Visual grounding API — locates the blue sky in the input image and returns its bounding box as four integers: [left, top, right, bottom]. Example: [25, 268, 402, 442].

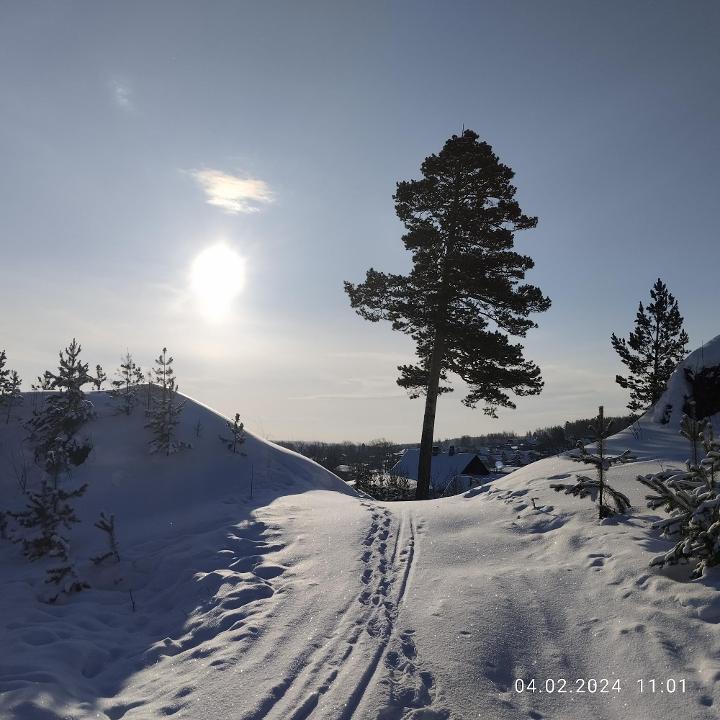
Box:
[1, 1, 719, 441]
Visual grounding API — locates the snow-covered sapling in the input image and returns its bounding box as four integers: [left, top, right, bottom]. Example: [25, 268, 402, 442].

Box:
[4, 370, 22, 424]
[45, 563, 89, 602]
[0, 349, 10, 405]
[110, 352, 144, 415]
[145, 347, 188, 455]
[30, 372, 52, 412]
[93, 364, 107, 391]
[680, 400, 707, 468]
[220, 413, 246, 454]
[636, 415, 720, 578]
[91, 511, 121, 565]
[0, 351, 22, 423]
[11, 443, 89, 559]
[13, 340, 95, 598]
[28, 339, 94, 459]
[551, 405, 633, 519]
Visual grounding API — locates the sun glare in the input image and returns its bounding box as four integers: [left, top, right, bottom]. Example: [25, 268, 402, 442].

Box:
[190, 244, 246, 320]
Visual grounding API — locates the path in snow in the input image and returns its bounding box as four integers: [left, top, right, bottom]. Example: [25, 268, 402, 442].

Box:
[235, 497, 448, 720]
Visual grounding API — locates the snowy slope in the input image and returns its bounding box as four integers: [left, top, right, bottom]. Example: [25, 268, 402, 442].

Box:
[0, 391, 355, 719]
[2, 388, 720, 719]
[651, 332, 720, 427]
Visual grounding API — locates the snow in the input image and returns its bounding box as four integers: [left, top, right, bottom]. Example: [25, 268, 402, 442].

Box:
[651, 332, 720, 426]
[2, 389, 720, 719]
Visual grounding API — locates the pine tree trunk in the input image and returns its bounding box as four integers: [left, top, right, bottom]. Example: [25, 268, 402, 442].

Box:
[416, 331, 446, 500]
[597, 405, 604, 519]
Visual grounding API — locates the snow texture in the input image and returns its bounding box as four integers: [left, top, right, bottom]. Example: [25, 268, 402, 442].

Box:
[652, 332, 720, 426]
[1, 389, 720, 719]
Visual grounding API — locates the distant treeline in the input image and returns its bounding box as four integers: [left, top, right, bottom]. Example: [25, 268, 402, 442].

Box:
[444, 413, 639, 454]
[278, 413, 640, 472]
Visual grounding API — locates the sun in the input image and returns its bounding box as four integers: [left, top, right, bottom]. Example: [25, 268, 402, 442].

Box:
[190, 244, 246, 320]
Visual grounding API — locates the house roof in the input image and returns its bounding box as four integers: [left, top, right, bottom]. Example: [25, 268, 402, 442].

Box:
[390, 449, 491, 483]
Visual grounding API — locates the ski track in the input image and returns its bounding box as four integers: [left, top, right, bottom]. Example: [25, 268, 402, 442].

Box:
[255, 501, 443, 720]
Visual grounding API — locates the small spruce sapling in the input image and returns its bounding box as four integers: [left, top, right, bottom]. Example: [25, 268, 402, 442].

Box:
[110, 352, 143, 415]
[220, 413, 246, 454]
[28, 339, 94, 458]
[93, 364, 107, 391]
[30, 372, 53, 412]
[92, 512, 121, 565]
[680, 400, 707, 469]
[550, 405, 633, 519]
[5, 370, 22, 424]
[0, 350, 10, 403]
[10, 444, 89, 598]
[14, 340, 94, 599]
[0, 351, 22, 423]
[145, 347, 188, 455]
[635, 414, 720, 578]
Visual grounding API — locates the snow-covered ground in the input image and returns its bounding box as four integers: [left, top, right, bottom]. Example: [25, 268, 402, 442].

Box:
[2, 388, 720, 719]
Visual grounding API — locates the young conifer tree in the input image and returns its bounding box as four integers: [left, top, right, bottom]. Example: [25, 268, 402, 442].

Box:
[220, 413, 246, 454]
[636, 421, 720, 578]
[0, 351, 21, 422]
[550, 406, 633, 519]
[345, 130, 550, 499]
[611, 279, 689, 412]
[91, 511, 121, 565]
[92, 364, 107, 391]
[145, 347, 187, 455]
[110, 352, 143, 415]
[14, 341, 94, 599]
[5, 370, 22, 424]
[0, 349, 10, 400]
[28, 339, 94, 462]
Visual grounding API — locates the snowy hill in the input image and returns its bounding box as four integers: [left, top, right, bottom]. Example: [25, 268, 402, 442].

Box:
[2, 382, 720, 719]
[650, 332, 720, 428]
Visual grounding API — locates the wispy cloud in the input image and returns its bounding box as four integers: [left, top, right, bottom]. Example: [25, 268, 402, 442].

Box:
[111, 79, 132, 110]
[190, 169, 274, 214]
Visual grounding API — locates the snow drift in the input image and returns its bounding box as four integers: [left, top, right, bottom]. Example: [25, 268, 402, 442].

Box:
[2, 372, 720, 719]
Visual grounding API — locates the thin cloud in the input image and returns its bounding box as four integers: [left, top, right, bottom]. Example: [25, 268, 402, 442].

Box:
[111, 79, 132, 110]
[190, 169, 274, 214]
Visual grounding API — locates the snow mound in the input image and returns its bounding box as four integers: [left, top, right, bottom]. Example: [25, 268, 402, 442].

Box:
[0, 391, 355, 720]
[651, 333, 720, 427]
[0, 389, 353, 543]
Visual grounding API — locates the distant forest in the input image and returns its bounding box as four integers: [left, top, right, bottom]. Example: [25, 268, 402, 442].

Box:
[278, 412, 639, 474]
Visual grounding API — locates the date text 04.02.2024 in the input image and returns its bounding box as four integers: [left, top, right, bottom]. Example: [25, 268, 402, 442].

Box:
[514, 678, 687, 694]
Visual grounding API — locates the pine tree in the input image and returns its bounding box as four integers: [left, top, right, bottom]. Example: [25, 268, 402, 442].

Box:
[0, 349, 9, 400]
[14, 340, 94, 598]
[550, 406, 633, 519]
[4, 370, 22, 424]
[345, 130, 550, 499]
[92, 364, 107, 391]
[30, 372, 53, 413]
[110, 352, 144, 415]
[28, 339, 94, 459]
[11, 428, 90, 600]
[145, 347, 187, 455]
[220, 413, 246, 453]
[0, 351, 22, 422]
[611, 278, 689, 413]
[636, 421, 720, 578]
[91, 512, 121, 565]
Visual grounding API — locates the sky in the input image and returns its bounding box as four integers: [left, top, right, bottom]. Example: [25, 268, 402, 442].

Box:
[1, 0, 719, 443]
